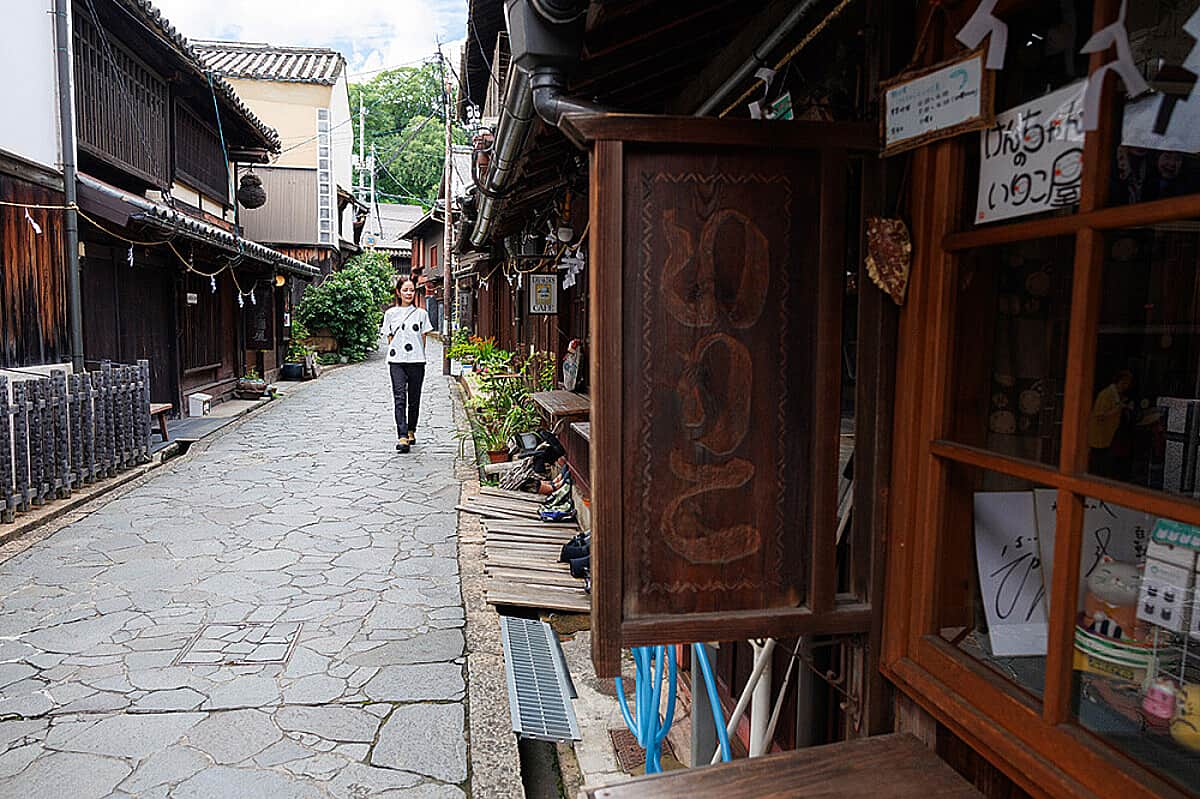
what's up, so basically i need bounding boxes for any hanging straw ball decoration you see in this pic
[238,172,267,209]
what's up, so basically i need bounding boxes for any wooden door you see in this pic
[563,115,878,677]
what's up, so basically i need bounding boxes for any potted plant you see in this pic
[280,322,312,381]
[236,368,269,399]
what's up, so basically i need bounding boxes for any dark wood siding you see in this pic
[0,175,68,368]
[73,5,170,187]
[174,103,229,202]
[81,242,178,407]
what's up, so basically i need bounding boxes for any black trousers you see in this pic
[389,362,425,438]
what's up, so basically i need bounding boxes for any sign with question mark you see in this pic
[881,48,994,156]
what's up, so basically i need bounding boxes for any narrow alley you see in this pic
[0,343,469,798]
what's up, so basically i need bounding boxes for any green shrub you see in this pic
[296,252,396,362]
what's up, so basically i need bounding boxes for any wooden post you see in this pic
[81,372,95,483]
[101,361,115,477]
[93,367,107,478]
[28,379,44,507]
[52,370,71,498]
[40,379,55,500]
[137,360,151,461]
[68,374,83,488]
[12,382,29,513]
[114,367,127,470]
[0,377,13,523]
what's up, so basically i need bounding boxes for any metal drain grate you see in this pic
[500,615,580,742]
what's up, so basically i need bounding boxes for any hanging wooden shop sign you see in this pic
[562,114,878,678]
[881,48,995,157]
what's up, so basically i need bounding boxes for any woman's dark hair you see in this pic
[394,278,417,306]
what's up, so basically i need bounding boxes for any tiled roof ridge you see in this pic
[195,40,343,56]
[114,0,282,151]
[194,39,346,86]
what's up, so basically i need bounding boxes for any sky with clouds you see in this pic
[152,0,468,79]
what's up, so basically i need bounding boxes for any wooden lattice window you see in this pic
[182,275,221,373]
[174,103,229,202]
[73,6,169,186]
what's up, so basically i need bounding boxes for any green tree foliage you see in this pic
[349,62,469,207]
[295,251,396,362]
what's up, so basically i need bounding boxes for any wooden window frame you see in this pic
[883,3,1200,798]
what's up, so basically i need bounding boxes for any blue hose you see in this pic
[692,643,732,763]
[613,645,677,773]
[614,642,730,772]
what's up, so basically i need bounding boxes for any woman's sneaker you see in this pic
[396,440,410,453]
[407,431,416,445]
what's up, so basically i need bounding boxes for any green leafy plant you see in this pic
[295,252,396,362]
[285,320,312,363]
[241,368,262,382]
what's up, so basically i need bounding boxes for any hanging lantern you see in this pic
[237,172,267,209]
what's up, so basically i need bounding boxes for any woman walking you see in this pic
[381,278,433,452]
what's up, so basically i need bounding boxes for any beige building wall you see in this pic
[223,79,333,169]
[238,167,319,245]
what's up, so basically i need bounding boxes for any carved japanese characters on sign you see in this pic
[976,82,1086,224]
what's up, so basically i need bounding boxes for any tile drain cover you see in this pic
[175,621,302,666]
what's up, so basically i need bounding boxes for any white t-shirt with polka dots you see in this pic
[381,305,433,363]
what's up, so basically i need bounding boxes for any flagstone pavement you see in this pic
[0,342,472,798]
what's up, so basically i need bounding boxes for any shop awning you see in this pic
[78,174,320,279]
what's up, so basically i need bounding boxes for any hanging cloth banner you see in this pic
[975,82,1086,224]
[1080,0,1149,131]
[956,0,1009,70]
[1123,8,1200,152]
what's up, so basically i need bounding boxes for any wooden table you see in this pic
[530,390,590,429]
[581,734,981,799]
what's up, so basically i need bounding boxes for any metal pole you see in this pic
[689,643,719,768]
[748,639,773,756]
[54,0,84,372]
[357,90,367,204]
[439,47,453,375]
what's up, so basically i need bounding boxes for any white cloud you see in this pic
[151,0,467,75]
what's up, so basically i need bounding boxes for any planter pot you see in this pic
[486,449,511,464]
[236,380,269,400]
[279,363,304,381]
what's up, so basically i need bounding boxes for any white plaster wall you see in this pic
[330,71,353,195]
[0,0,63,170]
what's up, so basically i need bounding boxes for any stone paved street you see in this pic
[0,342,471,798]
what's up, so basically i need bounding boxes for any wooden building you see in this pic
[195,40,364,276]
[69,0,317,406]
[462,1,1200,797]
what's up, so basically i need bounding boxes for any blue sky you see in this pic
[152,0,467,78]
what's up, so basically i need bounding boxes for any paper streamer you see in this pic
[126,245,134,267]
[1153,9,1200,135]
[23,209,42,235]
[956,0,1008,70]
[1080,0,1149,132]
[748,66,778,120]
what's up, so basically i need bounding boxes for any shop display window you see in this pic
[951,238,1074,467]
[896,5,1200,795]
[1110,0,1200,208]
[936,462,1053,701]
[1087,225,1200,494]
[1070,503,1200,795]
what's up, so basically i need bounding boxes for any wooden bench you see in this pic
[149,403,172,441]
[529,390,590,431]
[581,734,981,799]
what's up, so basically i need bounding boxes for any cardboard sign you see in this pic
[882,49,994,156]
[975,82,1086,224]
[973,492,1047,656]
[529,274,557,314]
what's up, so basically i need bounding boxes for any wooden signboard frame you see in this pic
[564,114,878,678]
[880,48,996,157]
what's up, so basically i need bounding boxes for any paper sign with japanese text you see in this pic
[881,49,994,156]
[975,82,1086,224]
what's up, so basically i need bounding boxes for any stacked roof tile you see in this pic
[195,41,346,86]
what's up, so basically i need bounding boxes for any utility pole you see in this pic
[438,45,453,376]
[357,91,366,203]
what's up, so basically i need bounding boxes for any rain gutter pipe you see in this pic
[692,0,825,117]
[54,0,84,372]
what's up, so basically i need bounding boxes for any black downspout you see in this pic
[54,0,84,372]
